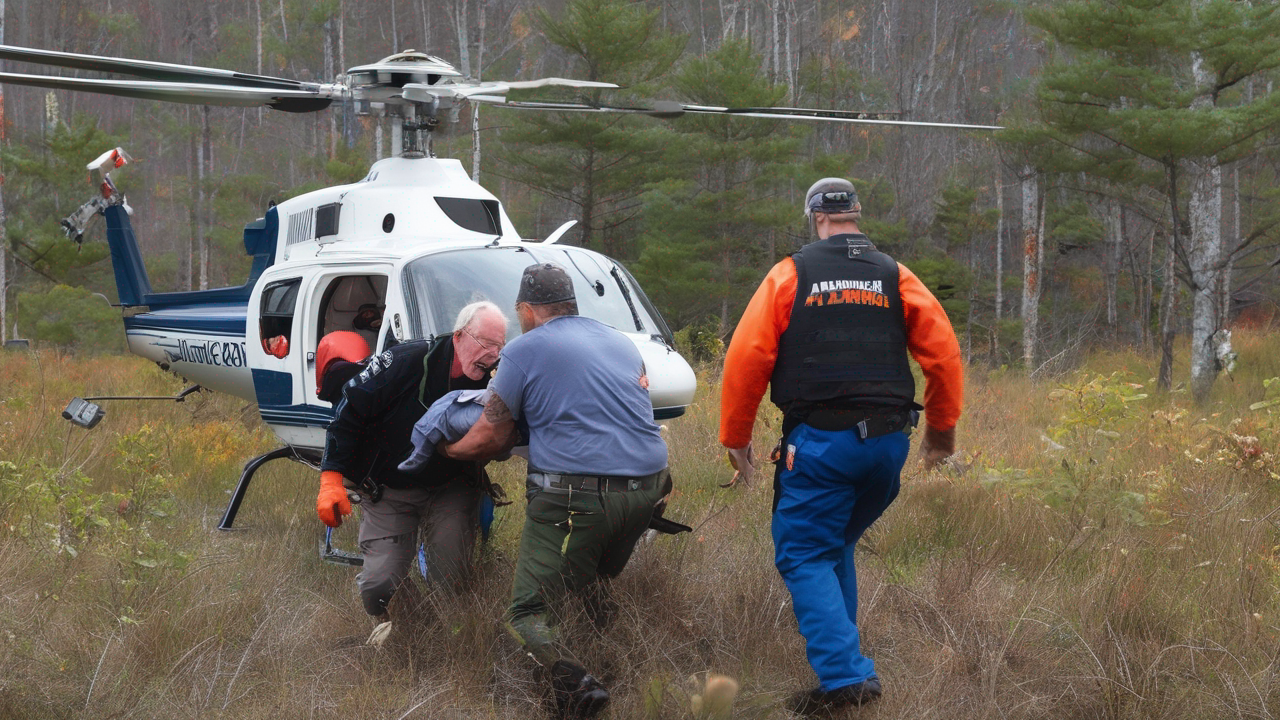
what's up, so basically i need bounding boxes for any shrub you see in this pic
[16,284,124,354]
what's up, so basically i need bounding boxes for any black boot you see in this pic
[548,659,610,719]
[787,677,882,717]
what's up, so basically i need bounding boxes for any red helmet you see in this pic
[316,331,371,388]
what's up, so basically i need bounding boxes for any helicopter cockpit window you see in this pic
[401,247,661,341]
[260,278,301,358]
[435,197,501,235]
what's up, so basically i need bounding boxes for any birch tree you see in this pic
[1028,0,1280,399]
[0,0,7,342]
[1020,167,1041,372]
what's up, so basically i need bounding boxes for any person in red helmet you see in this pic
[314,331,370,403]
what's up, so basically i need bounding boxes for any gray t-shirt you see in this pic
[490,315,668,476]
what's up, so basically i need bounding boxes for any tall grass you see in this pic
[2,334,1279,718]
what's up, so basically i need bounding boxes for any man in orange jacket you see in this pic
[719,178,962,716]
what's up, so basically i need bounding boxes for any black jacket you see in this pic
[320,336,491,489]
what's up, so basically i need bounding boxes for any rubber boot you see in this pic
[548,659,610,719]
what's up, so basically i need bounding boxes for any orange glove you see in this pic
[317,470,352,528]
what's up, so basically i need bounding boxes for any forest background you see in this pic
[1,0,1278,402]
[3,2,1280,717]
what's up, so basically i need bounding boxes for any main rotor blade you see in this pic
[0,44,311,90]
[470,96,1003,130]
[0,72,339,112]
[401,78,617,101]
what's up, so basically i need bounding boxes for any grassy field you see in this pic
[2,333,1280,719]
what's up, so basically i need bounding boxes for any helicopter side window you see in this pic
[260,278,301,359]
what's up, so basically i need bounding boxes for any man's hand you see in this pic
[920,426,956,471]
[317,470,352,527]
[723,443,756,488]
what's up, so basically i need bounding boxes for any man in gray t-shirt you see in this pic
[442,262,670,719]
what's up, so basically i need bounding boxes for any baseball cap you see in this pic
[804,177,859,216]
[516,262,576,305]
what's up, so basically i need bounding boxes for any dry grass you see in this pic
[2,334,1280,719]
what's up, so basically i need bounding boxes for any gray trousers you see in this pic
[356,476,481,616]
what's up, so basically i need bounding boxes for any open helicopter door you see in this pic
[246,266,325,448]
[301,269,393,412]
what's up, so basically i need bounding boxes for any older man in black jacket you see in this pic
[317,300,508,622]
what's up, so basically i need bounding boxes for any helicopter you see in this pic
[0,44,1000,534]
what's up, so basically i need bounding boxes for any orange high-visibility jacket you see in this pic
[719,256,963,449]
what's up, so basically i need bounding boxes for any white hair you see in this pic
[453,300,508,332]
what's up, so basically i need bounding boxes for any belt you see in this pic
[797,406,919,438]
[528,470,663,494]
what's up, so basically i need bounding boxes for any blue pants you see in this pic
[772,423,910,691]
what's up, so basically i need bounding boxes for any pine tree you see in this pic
[1022,0,1280,399]
[494,0,684,258]
[631,39,810,333]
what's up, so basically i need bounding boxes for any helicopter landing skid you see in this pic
[320,527,364,566]
[217,446,322,531]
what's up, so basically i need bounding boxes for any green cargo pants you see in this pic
[507,469,670,665]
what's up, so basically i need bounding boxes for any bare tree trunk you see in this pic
[1187,6,1225,403]
[1186,158,1222,402]
[995,174,1003,322]
[421,0,431,50]
[784,0,795,93]
[255,0,263,124]
[1143,225,1155,348]
[0,0,7,342]
[277,0,287,42]
[186,107,195,291]
[1104,197,1121,328]
[771,0,780,80]
[324,18,336,158]
[471,0,484,181]
[1020,168,1041,373]
[199,106,211,291]
[454,0,470,77]
[1220,164,1238,327]
[580,147,595,248]
[391,0,399,53]
[1157,228,1176,391]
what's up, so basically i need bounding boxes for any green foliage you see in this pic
[633,39,815,330]
[907,254,973,325]
[1046,202,1105,253]
[673,319,725,364]
[16,285,123,354]
[932,183,998,250]
[982,373,1154,528]
[497,0,685,257]
[1249,376,1280,412]
[1046,372,1150,443]
[0,425,187,600]
[1017,0,1280,187]
[532,0,685,86]
[1,117,123,288]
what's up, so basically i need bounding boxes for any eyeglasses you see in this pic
[463,326,504,354]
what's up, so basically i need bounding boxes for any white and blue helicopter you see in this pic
[0,44,999,536]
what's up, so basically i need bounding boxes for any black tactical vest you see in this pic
[770,233,916,410]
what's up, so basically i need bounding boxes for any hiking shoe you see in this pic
[549,659,610,718]
[787,677,882,716]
